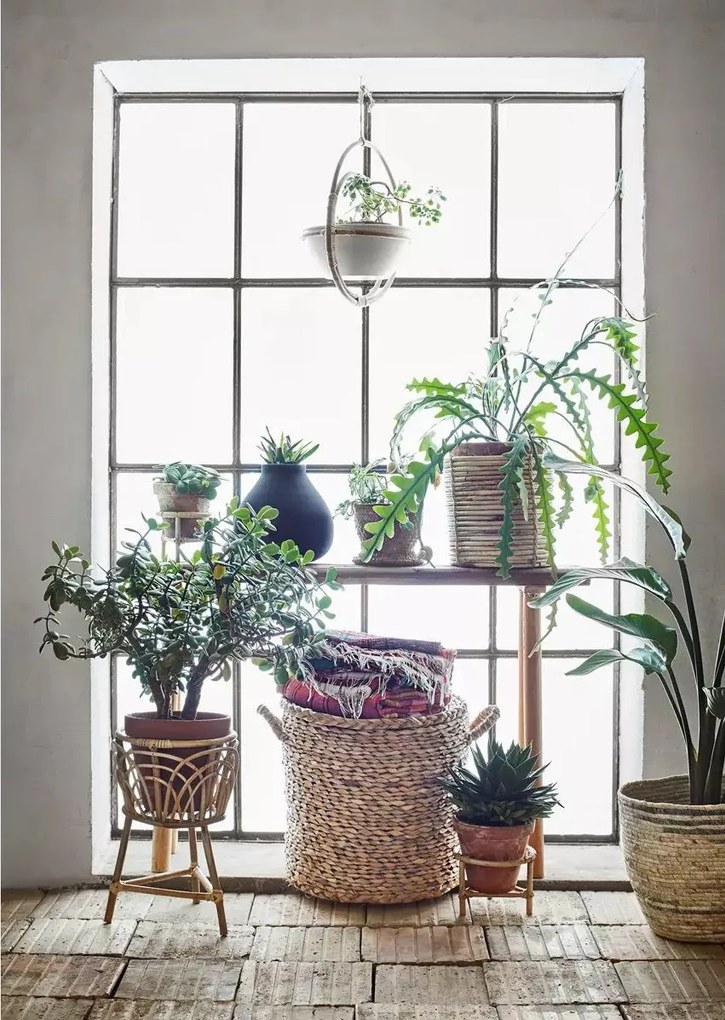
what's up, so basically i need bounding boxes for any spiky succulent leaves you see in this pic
[584,477,612,564]
[523,401,557,438]
[529,443,557,574]
[438,736,560,827]
[567,372,672,493]
[496,436,532,577]
[599,317,648,406]
[360,449,443,560]
[556,472,575,530]
[541,455,685,558]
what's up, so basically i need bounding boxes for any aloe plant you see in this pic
[531,455,724,806]
[258,428,319,465]
[361,304,671,577]
[438,734,561,827]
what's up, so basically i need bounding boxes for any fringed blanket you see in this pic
[284,629,456,719]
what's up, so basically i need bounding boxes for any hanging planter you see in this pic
[301,84,445,308]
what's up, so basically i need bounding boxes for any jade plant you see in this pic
[531,456,725,806]
[258,428,319,465]
[438,734,561,827]
[159,462,221,500]
[36,500,340,720]
[361,302,671,577]
[340,173,446,227]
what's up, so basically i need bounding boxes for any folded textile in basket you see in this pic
[284,629,455,719]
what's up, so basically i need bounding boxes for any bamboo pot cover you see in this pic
[260,696,498,904]
[445,445,547,569]
[619,776,725,942]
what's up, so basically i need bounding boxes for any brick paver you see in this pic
[115,960,242,1000]
[362,925,488,963]
[615,960,725,1002]
[485,924,600,961]
[1,955,126,998]
[484,961,626,1004]
[235,962,372,1005]
[250,927,361,962]
[374,964,489,1004]
[126,921,254,960]
[13,918,136,956]
[248,897,365,928]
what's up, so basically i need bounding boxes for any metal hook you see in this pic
[358,79,374,143]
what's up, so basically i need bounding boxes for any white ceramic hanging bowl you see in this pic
[302,221,412,280]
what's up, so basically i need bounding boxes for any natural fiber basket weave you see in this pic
[445,444,547,568]
[259,696,498,904]
[619,776,725,942]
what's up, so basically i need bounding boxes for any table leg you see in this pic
[519,586,544,879]
[151,827,173,873]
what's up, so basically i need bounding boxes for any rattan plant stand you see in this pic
[105,730,239,936]
[456,846,537,921]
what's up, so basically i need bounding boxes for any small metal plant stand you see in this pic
[105,730,239,936]
[456,846,537,921]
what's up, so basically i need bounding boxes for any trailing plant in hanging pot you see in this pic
[529,456,725,941]
[303,173,446,281]
[361,298,671,578]
[242,429,334,561]
[438,735,560,894]
[153,461,222,542]
[336,459,432,566]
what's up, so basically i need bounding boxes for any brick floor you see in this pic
[2,888,725,1015]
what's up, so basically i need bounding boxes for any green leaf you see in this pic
[704,687,725,719]
[541,454,685,558]
[530,558,672,608]
[566,594,678,664]
[584,477,611,563]
[567,645,667,676]
[524,401,557,437]
[496,435,530,578]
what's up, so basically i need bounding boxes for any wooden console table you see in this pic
[315,563,549,879]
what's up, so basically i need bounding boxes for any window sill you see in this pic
[94,838,629,892]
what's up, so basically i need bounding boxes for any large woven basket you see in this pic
[445,442,547,568]
[619,776,725,941]
[259,696,498,904]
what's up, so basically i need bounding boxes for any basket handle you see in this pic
[468,705,500,743]
[257,704,287,743]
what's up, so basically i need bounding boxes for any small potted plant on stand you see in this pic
[153,461,222,541]
[531,456,725,941]
[438,735,560,896]
[303,174,446,280]
[242,428,333,561]
[336,460,432,566]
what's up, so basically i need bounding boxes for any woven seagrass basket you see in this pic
[619,776,725,942]
[445,442,547,568]
[259,696,498,903]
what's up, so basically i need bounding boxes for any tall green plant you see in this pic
[361,309,671,577]
[531,455,724,806]
[37,501,339,720]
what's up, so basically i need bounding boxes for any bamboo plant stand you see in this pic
[456,845,537,920]
[105,730,239,937]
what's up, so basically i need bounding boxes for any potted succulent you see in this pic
[37,500,339,753]
[336,460,431,566]
[153,462,222,542]
[303,173,446,280]
[362,303,671,577]
[242,429,333,561]
[438,735,560,894]
[531,455,724,941]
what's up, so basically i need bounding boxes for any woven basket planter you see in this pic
[259,696,498,904]
[445,442,547,569]
[619,776,725,942]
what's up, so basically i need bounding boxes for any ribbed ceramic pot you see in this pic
[242,464,334,561]
[619,776,725,941]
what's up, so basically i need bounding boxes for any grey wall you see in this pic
[3,0,724,887]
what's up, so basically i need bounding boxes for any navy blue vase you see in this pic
[242,464,334,561]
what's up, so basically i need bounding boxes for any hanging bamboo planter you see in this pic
[445,442,547,569]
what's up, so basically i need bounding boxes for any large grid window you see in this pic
[109,91,622,842]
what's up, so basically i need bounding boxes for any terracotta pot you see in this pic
[454,817,534,894]
[352,504,426,566]
[124,712,232,817]
[153,480,211,542]
[302,222,412,280]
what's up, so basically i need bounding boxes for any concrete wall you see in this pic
[3,0,724,887]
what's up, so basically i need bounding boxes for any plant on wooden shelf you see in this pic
[438,734,560,895]
[361,302,671,578]
[336,459,431,567]
[153,461,222,542]
[37,499,340,724]
[531,455,724,941]
[242,428,333,561]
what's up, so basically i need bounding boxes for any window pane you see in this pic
[496,658,614,836]
[368,586,489,650]
[498,103,616,279]
[499,287,616,464]
[496,579,615,651]
[371,103,490,276]
[242,103,359,277]
[117,103,235,278]
[451,658,491,723]
[116,288,233,463]
[240,289,361,463]
[240,663,286,832]
[368,289,490,462]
